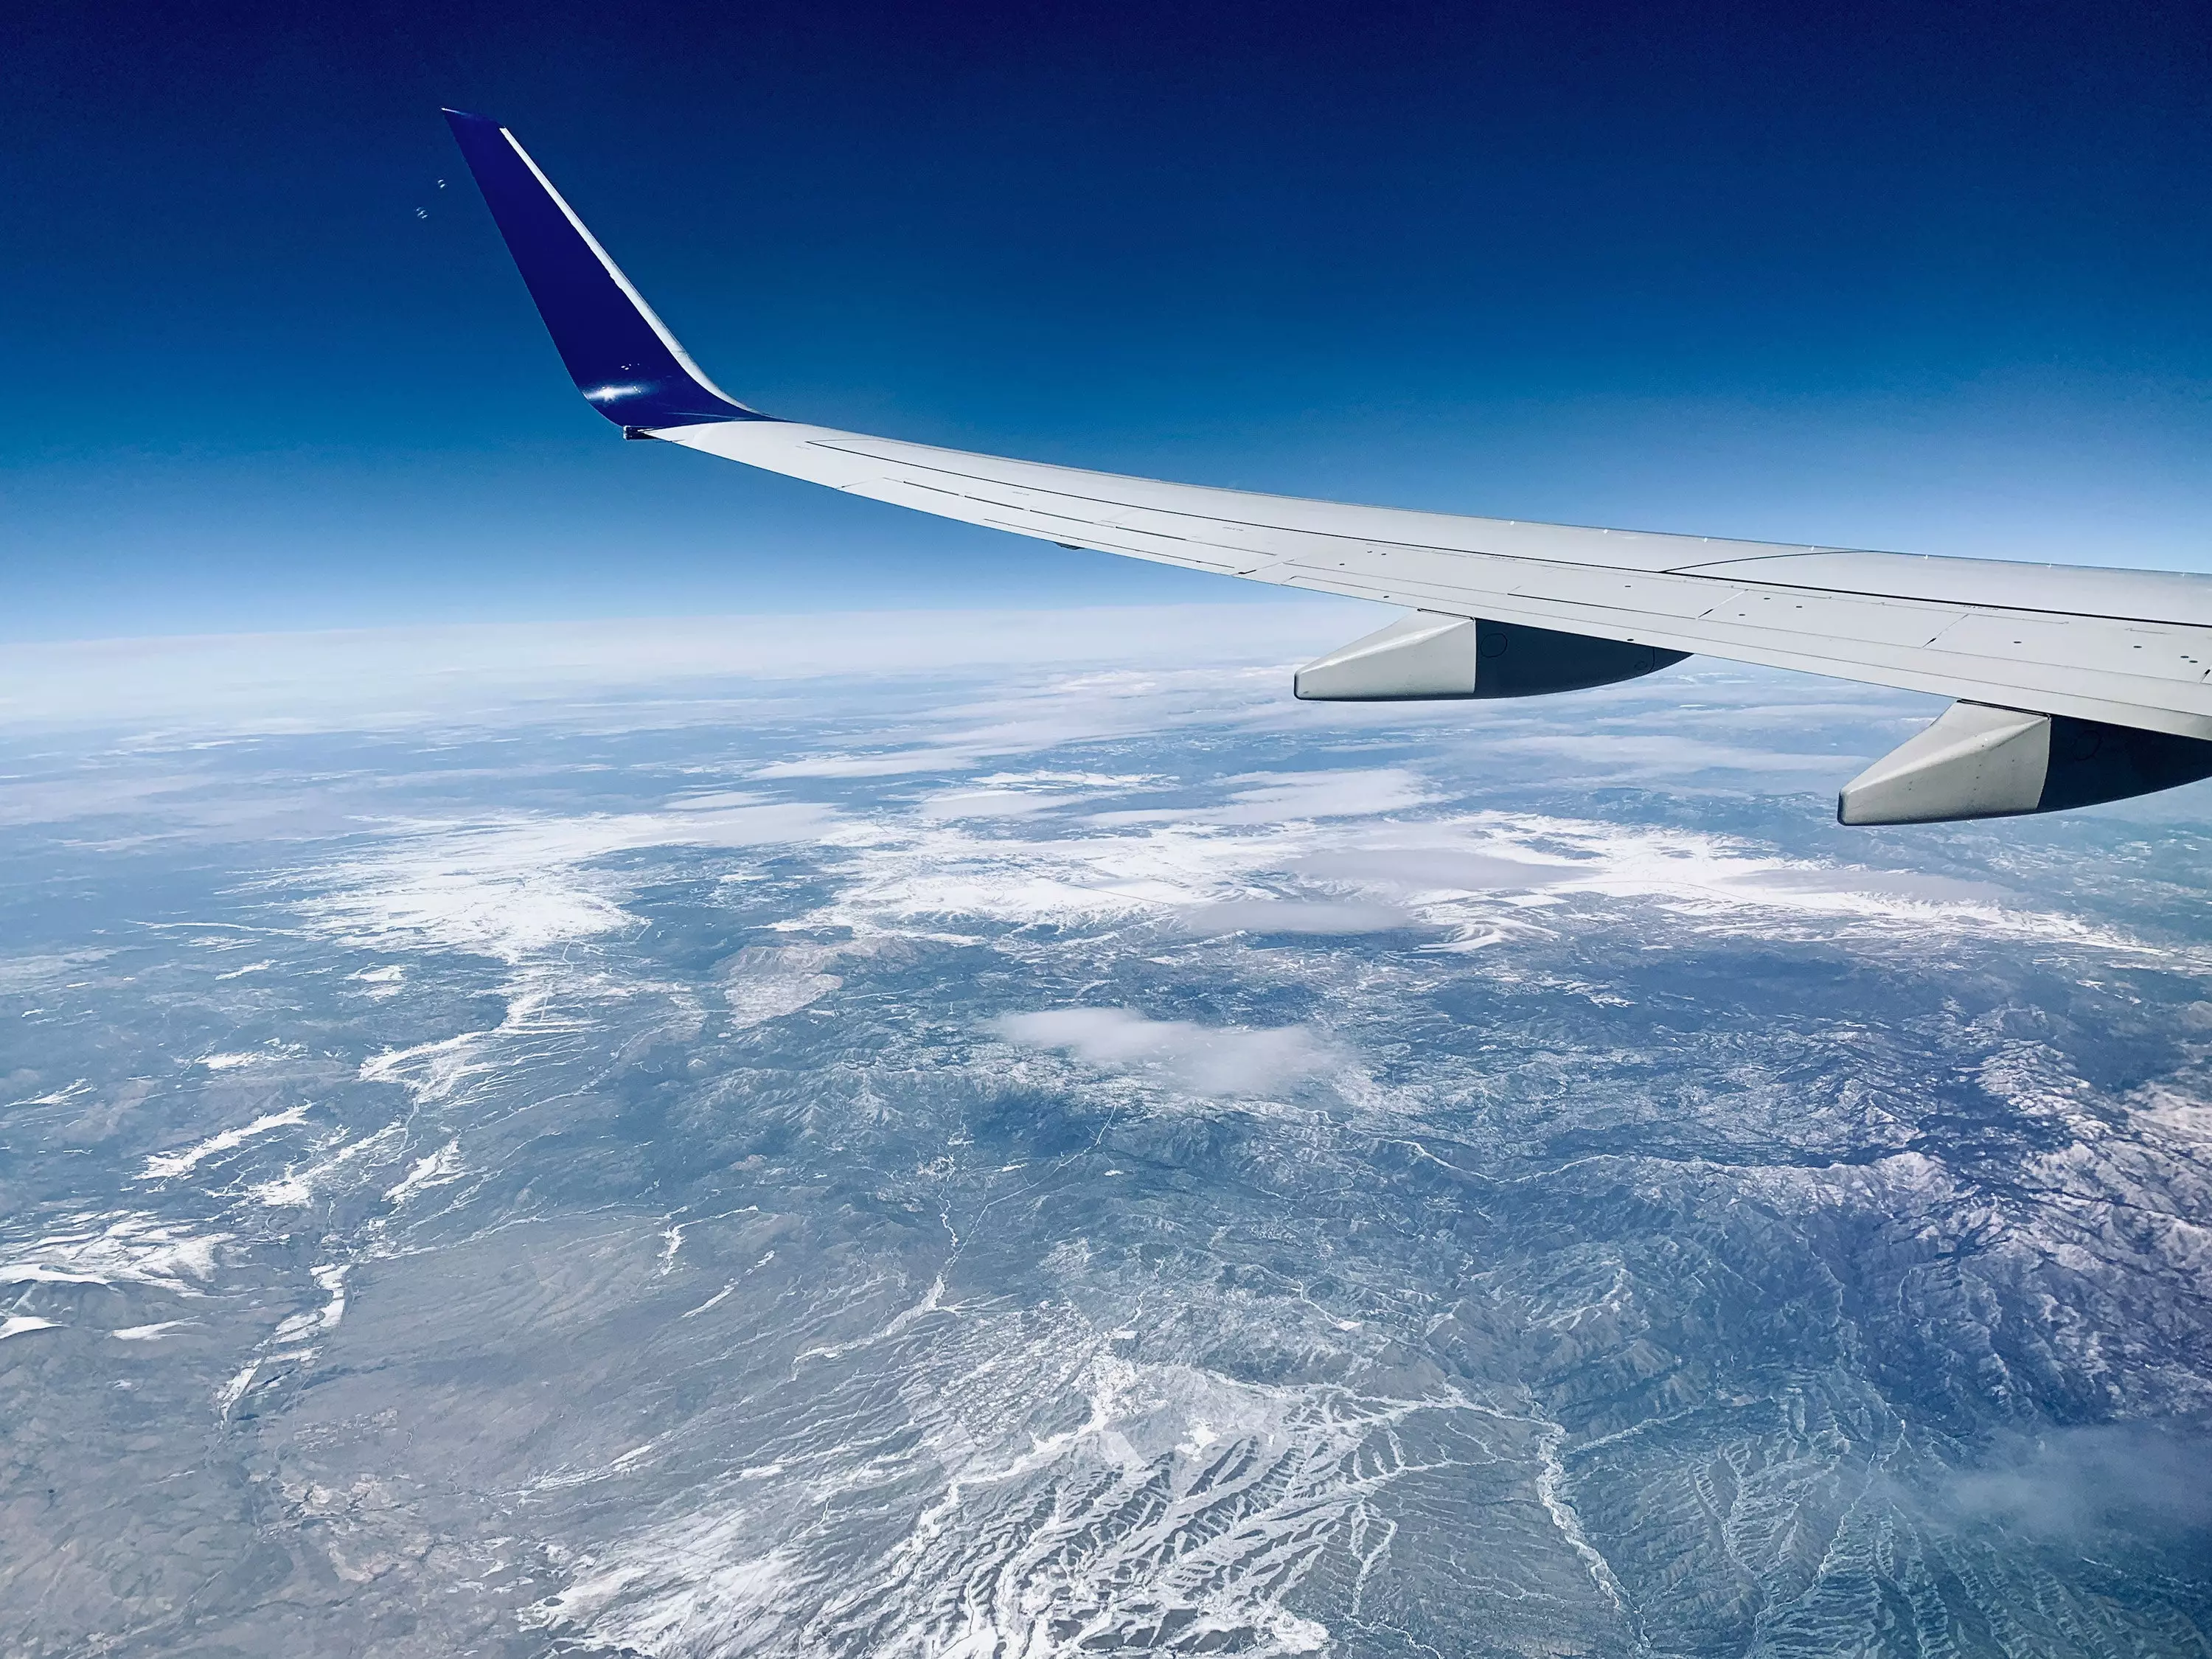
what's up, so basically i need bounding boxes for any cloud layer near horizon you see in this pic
[0,602,1370,733]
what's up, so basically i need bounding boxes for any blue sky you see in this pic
[4,0,2209,641]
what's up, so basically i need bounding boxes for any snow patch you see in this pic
[271,1265,349,1344]
[0,1215,228,1294]
[383,1140,465,1205]
[111,1321,193,1342]
[140,1105,310,1179]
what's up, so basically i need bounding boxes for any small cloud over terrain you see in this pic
[1175,898,1412,936]
[992,1008,1343,1097]
[1092,769,1433,827]
[1929,1425,2212,1542]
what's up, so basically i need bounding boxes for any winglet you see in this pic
[442,109,768,429]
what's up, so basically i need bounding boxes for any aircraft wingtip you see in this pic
[441,110,766,429]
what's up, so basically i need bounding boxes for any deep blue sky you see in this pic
[5,0,2210,641]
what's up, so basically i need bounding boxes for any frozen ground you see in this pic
[2,605,2208,1657]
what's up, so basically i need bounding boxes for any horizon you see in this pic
[10,10,2212,1641]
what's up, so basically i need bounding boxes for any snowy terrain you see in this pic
[2,605,2208,1656]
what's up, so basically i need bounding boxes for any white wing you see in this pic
[446,109,2212,823]
[664,418,2212,742]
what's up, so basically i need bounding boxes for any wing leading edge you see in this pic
[445,111,2212,824]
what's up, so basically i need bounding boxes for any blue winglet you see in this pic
[442,109,769,430]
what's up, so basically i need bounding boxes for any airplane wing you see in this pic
[444,109,2212,825]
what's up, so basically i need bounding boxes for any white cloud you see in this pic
[913,771,1169,821]
[751,666,1309,783]
[1295,846,1582,894]
[664,790,775,812]
[1486,731,1844,775]
[299,799,843,962]
[755,751,975,779]
[0,602,1371,736]
[1176,898,1412,936]
[1093,768,1433,827]
[914,788,1085,821]
[992,1009,1345,1097]
[790,795,2167,962]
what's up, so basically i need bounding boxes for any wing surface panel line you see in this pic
[790,433,2209,628]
